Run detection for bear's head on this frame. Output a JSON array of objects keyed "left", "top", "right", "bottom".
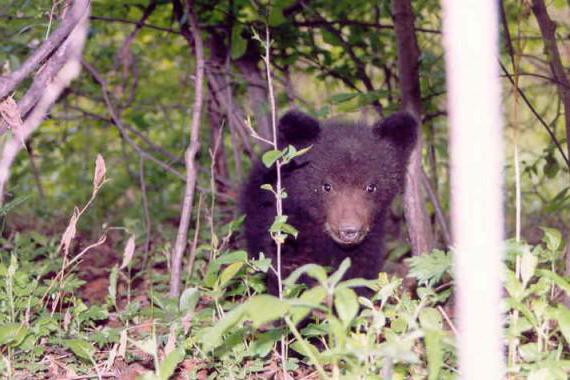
[{"left": 278, "top": 110, "right": 417, "bottom": 247}]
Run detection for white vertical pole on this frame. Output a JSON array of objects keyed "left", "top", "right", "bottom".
[{"left": 442, "top": 1, "right": 505, "bottom": 379}]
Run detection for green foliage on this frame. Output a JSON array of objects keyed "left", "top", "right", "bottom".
[
  {"left": 407, "top": 249, "right": 453, "bottom": 286},
  {"left": 0, "top": 0, "right": 569, "bottom": 377}
]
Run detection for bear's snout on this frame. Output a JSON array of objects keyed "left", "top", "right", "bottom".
[
  {"left": 325, "top": 189, "right": 372, "bottom": 246},
  {"left": 339, "top": 224, "right": 366, "bottom": 244}
]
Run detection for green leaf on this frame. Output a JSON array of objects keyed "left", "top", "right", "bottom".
[
  {"left": 536, "top": 269, "right": 570, "bottom": 295},
  {"left": 199, "top": 307, "right": 246, "bottom": 350},
  {"left": 289, "top": 286, "right": 327, "bottom": 324},
  {"left": 406, "top": 250, "right": 452, "bottom": 286},
  {"left": 419, "top": 308, "right": 443, "bottom": 331},
  {"left": 551, "top": 305, "right": 570, "bottom": 345},
  {"left": 230, "top": 25, "right": 246, "bottom": 59},
  {"left": 540, "top": 227, "right": 563, "bottom": 251},
  {"left": 217, "top": 262, "right": 244, "bottom": 289},
  {"left": 322, "top": 30, "right": 343, "bottom": 46},
  {"left": 0, "top": 323, "right": 29, "bottom": 347},
  {"left": 330, "top": 92, "right": 359, "bottom": 104},
  {"left": 262, "top": 149, "right": 283, "bottom": 168},
  {"left": 250, "top": 330, "right": 283, "bottom": 357},
  {"left": 334, "top": 287, "right": 359, "bottom": 327},
  {"left": 158, "top": 348, "right": 185, "bottom": 380},
  {"left": 285, "top": 264, "right": 328, "bottom": 287},
  {"left": 328, "top": 258, "right": 351, "bottom": 288},
  {"left": 179, "top": 287, "right": 200, "bottom": 314},
  {"left": 108, "top": 265, "right": 118, "bottom": 308},
  {"left": 213, "top": 250, "right": 248, "bottom": 266},
  {"left": 64, "top": 339, "right": 95, "bottom": 362},
  {"left": 424, "top": 330, "right": 443, "bottom": 380},
  {"left": 243, "top": 295, "right": 289, "bottom": 327},
  {"left": 543, "top": 154, "right": 559, "bottom": 178}
]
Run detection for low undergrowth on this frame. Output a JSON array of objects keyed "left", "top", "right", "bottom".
[{"left": 0, "top": 157, "right": 568, "bottom": 379}]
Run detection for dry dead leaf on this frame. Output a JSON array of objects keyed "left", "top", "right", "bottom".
[
  {"left": 93, "top": 154, "right": 106, "bottom": 192},
  {"left": 164, "top": 324, "right": 177, "bottom": 356},
  {"left": 120, "top": 235, "right": 135, "bottom": 270},
  {"left": 118, "top": 329, "right": 127, "bottom": 359},
  {"left": 0, "top": 96, "right": 23, "bottom": 132},
  {"left": 59, "top": 207, "right": 79, "bottom": 256}
]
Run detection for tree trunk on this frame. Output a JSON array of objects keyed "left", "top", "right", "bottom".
[
  {"left": 391, "top": 0, "right": 435, "bottom": 255},
  {"left": 169, "top": 0, "right": 205, "bottom": 298}
]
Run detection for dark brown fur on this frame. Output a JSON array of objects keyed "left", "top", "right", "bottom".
[{"left": 241, "top": 110, "right": 417, "bottom": 294}]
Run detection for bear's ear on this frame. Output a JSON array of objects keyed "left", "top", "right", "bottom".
[
  {"left": 373, "top": 111, "right": 418, "bottom": 153},
  {"left": 278, "top": 110, "right": 320, "bottom": 147}
]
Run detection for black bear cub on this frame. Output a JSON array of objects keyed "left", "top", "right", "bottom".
[{"left": 241, "top": 110, "right": 417, "bottom": 294}]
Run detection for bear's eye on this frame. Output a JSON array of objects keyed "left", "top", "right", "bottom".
[
  {"left": 322, "top": 183, "right": 332, "bottom": 192},
  {"left": 366, "top": 184, "right": 377, "bottom": 193}
]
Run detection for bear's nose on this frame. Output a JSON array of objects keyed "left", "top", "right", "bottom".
[{"left": 339, "top": 225, "right": 361, "bottom": 242}]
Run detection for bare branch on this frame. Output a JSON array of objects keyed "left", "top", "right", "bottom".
[
  {"left": 530, "top": 0, "right": 570, "bottom": 163},
  {"left": 0, "top": 1, "right": 89, "bottom": 101},
  {"left": 82, "top": 60, "right": 186, "bottom": 180},
  {"left": 0, "top": 1, "right": 90, "bottom": 203}
]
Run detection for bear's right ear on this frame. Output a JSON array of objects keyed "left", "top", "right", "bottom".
[
  {"left": 373, "top": 111, "right": 418, "bottom": 155},
  {"left": 278, "top": 110, "right": 320, "bottom": 148}
]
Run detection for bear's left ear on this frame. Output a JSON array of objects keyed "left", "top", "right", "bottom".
[
  {"left": 373, "top": 111, "right": 418, "bottom": 154},
  {"left": 278, "top": 110, "right": 321, "bottom": 148}
]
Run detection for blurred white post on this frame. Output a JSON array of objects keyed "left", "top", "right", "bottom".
[{"left": 442, "top": 1, "right": 505, "bottom": 379}]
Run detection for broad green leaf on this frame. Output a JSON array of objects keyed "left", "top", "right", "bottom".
[
  {"left": 289, "top": 286, "right": 327, "bottom": 324},
  {"left": 285, "top": 263, "right": 328, "bottom": 287},
  {"left": 540, "top": 227, "right": 563, "bottom": 251},
  {"left": 0, "top": 323, "right": 29, "bottom": 347},
  {"left": 249, "top": 330, "right": 283, "bottom": 357},
  {"left": 158, "top": 348, "right": 185, "bottom": 380},
  {"left": 243, "top": 295, "right": 289, "bottom": 327},
  {"left": 262, "top": 149, "right": 283, "bottom": 168},
  {"left": 328, "top": 258, "right": 351, "bottom": 288},
  {"left": 536, "top": 269, "right": 570, "bottom": 295},
  {"left": 424, "top": 330, "right": 443, "bottom": 380},
  {"left": 519, "top": 342, "right": 542, "bottom": 362},
  {"left": 199, "top": 307, "right": 246, "bottom": 350},
  {"left": 419, "top": 308, "right": 443, "bottom": 331},
  {"left": 290, "top": 339, "right": 321, "bottom": 360},
  {"left": 504, "top": 269, "right": 526, "bottom": 301},
  {"left": 213, "top": 250, "right": 248, "bottom": 266},
  {"left": 217, "top": 262, "right": 244, "bottom": 289},
  {"left": 551, "top": 305, "right": 570, "bottom": 344},
  {"left": 335, "top": 287, "right": 359, "bottom": 327},
  {"left": 330, "top": 92, "right": 359, "bottom": 104},
  {"left": 64, "top": 339, "right": 95, "bottom": 362},
  {"left": 230, "top": 25, "right": 246, "bottom": 59},
  {"left": 407, "top": 250, "right": 452, "bottom": 286}
]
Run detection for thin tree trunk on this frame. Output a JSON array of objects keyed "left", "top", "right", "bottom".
[
  {"left": 530, "top": 0, "right": 570, "bottom": 161},
  {"left": 530, "top": 0, "right": 570, "bottom": 309},
  {"left": 391, "top": 0, "right": 435, "bottom": 255},
  {"left": 169, "top": 0, "right": 205, "bottom": 298}
]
